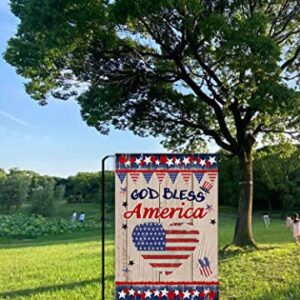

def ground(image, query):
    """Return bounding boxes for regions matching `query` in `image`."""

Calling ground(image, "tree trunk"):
[232,149,257,247]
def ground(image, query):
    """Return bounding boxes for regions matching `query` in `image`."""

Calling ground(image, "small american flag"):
[120,187,127,196]
[199,256,212,277]
[132,222,199,275]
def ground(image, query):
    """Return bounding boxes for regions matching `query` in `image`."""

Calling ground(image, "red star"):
[199,290,206,299]
[188,155,195,163]
[124,287,129,294]
[168,291,175,299]
[140,291,146,299]
[119,155,126,164]
[130,156,136,165]
[189,289,194,295]
[151,155,157,164]
[178,290,184,299]
[160,155,167,164]
[206,160,212,167]
[208,290,215,300]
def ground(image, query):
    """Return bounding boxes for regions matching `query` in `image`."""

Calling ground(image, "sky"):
[0,1,168,177]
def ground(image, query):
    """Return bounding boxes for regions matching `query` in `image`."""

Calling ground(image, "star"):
[154,290,160,297]
[129,260,135,266]
[129,288,135,296]
[144,156,152,165]
[208,156,217,165]
[118,290,126,299]
[183,290,191,299]
[155,159,160,165]
[122,224,127,230]
[135,157,142,165]
[122,201,128,207]
[168,290,175,299]
[206,204,213,212]
[174,289,180,295]
[182,156,190,165]
[166,158,174,167]
[145,290,152,298]
[118,155,126,164]
[125,160,131,166]
[210,219,216,225]
[200,159,206,167]
[161,288,168,296]
[174,158,181,165]
[193,290,200,297]
[208,290,216,300]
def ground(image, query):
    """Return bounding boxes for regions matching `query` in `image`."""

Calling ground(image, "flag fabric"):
[129,173,140,183]
[168,172,178,184]
[194,173,204,184]
[143,173,153,184]
[132,222,199,275]
[117,173,126,184]
[199,256,213,277]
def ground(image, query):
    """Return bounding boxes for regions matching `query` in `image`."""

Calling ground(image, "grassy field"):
[0,211,299,300]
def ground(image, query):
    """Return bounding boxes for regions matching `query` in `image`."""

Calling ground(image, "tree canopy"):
[5,0,300,151]
[5,0,300,246]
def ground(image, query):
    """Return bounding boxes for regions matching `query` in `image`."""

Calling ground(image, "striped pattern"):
[208,172,218,183]
[129,173,140,183]
[156,172,166,183]
[139,223,199,275]
[181,173,192,185]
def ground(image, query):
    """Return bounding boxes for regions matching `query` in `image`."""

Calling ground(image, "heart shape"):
[132,222,199,275]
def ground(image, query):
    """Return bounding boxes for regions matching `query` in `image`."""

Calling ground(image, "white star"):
[161,288,168,296]
[154,290,160,296]
[175,289,180,295]
[204,288,210,295]
[183,156,190,165]
[145,290,152,298]
[208,156,216,165]
[129,289,135,296]
[200,159,206,167]
[144,156,151,165]
[155,159,160,165]
[135,157,142,165]
[193,290,200,296]
[183,290,191,299]
[174,158,181,165]
[166,158,174,167]
[125,160,131,166]
[118,290,126,299]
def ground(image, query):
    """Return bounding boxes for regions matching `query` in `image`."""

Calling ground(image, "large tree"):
[5,0,300,246]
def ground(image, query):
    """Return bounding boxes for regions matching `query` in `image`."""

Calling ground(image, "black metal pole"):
[101,155,114,300]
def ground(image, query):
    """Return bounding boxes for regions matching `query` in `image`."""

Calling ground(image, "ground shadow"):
[0,277,112,299]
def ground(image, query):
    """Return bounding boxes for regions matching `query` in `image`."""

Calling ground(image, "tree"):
[0,169,31,213]
[5,0,300,246]
[29,178,57,217]
[255,144,300,216]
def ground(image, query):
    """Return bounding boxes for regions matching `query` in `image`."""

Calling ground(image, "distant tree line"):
[1,145,299,217]
[220,144,300,215]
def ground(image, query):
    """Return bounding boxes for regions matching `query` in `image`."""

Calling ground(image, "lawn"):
[0,213,299,300]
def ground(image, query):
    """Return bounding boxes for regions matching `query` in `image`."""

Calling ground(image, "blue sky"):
[0,1,166,177]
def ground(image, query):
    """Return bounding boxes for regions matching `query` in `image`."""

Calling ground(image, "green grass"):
[0,212,299,299]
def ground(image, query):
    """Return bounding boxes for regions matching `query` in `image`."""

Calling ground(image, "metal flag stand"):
[101,155,114,300]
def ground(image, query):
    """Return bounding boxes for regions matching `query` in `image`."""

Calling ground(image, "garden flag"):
[115,154,219,299]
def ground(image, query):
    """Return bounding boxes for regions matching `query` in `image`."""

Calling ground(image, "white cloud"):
[0,110,29,127]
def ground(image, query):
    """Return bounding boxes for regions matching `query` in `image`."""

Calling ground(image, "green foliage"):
[0,169,31,213]
[65,171,114,207]
[4,0,300,152]
[0,214,99,239]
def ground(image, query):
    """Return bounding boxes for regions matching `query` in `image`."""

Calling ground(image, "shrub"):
[0,214,99,239]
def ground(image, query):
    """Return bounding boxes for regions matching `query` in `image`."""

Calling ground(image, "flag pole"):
[101,155,114,300]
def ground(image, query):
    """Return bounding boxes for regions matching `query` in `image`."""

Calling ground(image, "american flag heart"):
[132,222,199,275]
